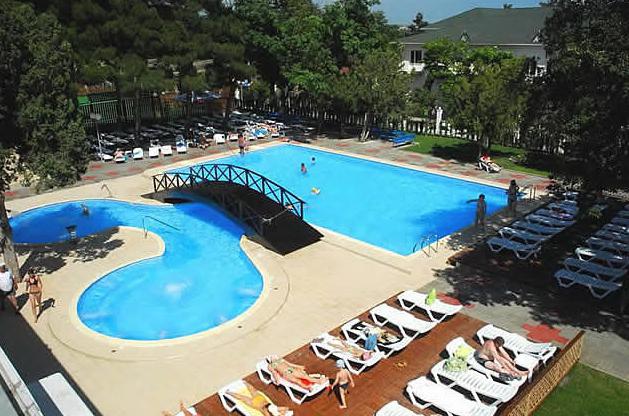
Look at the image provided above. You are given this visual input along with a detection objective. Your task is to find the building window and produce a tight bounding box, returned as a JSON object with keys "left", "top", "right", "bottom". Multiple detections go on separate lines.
{"left": 410, "top": 50, "right": 423, "bottom": 64}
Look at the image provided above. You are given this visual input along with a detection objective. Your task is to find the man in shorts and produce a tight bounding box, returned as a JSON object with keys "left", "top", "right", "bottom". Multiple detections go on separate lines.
{"left": 331, "top": 359, "right": 355, "bottom": 409}
{"left": 0, "top": 263, "right": 19, "bottom": 314}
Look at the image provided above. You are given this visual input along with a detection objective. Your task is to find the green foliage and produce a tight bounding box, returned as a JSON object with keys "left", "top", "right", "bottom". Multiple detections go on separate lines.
{"left": 522, "top": 0, "right": 629, "bottom": 191}
{"left": 0, "top": 1, "right": 88, "bottom": 192}
{"left": 424, "top": 39, "right": 528, "bottom": 155}
{"left": 406, "top": 88, "right": 436, "bottom": 118}
{"left": 409, "top": 12, "right": 427, "bottom": 34}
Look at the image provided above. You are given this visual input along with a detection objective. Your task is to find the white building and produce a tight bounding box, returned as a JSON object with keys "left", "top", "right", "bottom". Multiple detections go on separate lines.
{"left": 400, "top": 7, "right": 553, "bottom": 85}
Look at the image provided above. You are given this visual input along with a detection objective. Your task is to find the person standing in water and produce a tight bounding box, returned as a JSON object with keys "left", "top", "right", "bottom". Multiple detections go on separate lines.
{"left": 467, "top": 194, "right": 487, "bottom": 229}
{"left": 300, "top": 163, "right": 307, "bottom": 174}
{"left": 238, "top": 133, "right": 246, "bottom": 156}
{"left": 507, "top": 180, "right": 519, "bottom": 216}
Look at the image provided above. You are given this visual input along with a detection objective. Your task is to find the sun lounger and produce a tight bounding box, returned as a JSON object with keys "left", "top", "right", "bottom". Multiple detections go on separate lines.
{"left": 595, "top": 229, "right": 629, "bottom": 245}
{"left": 526, "top": 214, "right": 574, "bottom": 228}
{"left": 228, "top": 132, "right": 239, "bottom": 141}
{"left": 176, "top": 141, "right": 187, "bottom": 154}
{"left": 575, "top": 247, "right": 629, "bottom": 269}
{"left": 214, "top": 133, "right": 226, "bottom": 144}
{"left": 612, "top": 216, "right": 629, "bottom": 226}
{"left": 219, "top": 379, "right": 293, "bottom": 416}
{"left": 478, "top": 159, "right": 501, "bottom": 173}
{"left": 406, "top": 376, "right": 497, "bottom": 416}
{"left": 132, "top": 147, "right": 144, "bottom": 160}
{"left": 310, "top": 332, "right": 385, "bottom": 375}
{"left": 255, "top": 358, "right": 328, "bottom": 404}
{"left": 113, "top": 152, "right": 126, "bottom": 163}
{"left": 486, "top": 237, "right": 540, "bottom": 260}
{"left": 37, "top": 373, "right": 94, "bottom": 416}
{"left": 554, "top": 269, "right": 622, "bottom": 299}
{"left": 564, "top": 257, "right": 626, "bottom": 280}
{"left": 602, "top": 223, "right": 629, "bottom": 236}
{"left": 498, "top": 227, "right": 548, "bottom": 245}
{"left": 617, "top": 210, "right": 629, "bottom": 218}
{"left": 148, "top": 146, "right": 160, "bottom": 158}
{"left": 511, "top": 220, "right": 563, "bottom": 236}
{"left": 375, "top": 401, "right": 420, "bottom": 416}
{"left": 397, "top": 291, "right": 462, "bottom": 322}
{"left": 445, "top": 337, "right": 527, "bottom": 388}
{"left": 476, "top": 324, "right": 557, "bottom": 364}
{"left": 431, "top": 359, "right": 518, "bottom": 405}
{"left": 175, "top": 408, "right": 197, "bottom": 416}
{"left": 547, "top": 202, "right": 579, "bottom": 215}
{"left": 586, "top": 237, "right": 629, "bottom": 256}
{"left": 161, "top": 145, "right": 173, "bottom": 156}
{"left": 369, "top": 304, "right": 437, "bottom": 339}
{"left": 535, "top": 208, "right": 576, "bottom": 221}
{"left": 340, "top": 318, "right": 412, "bottom": 358}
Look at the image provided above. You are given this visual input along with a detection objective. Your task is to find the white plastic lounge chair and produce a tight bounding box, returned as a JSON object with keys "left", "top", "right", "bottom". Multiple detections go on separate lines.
{"left": 498, "top": 227, "right": 548, "bottom": 245}
{"left": 113, "top": 152, "right": 126, "bottom": 163}
{"left": 511, "top": 220, "right": 562, "bottom": 236}
{"left": 369, "top": 304, "right": 437, "bottom": 339}
{"left": 228, "top": 132, "right": 239, "bottom": 142}
{"left": 617, "top": 210, "right": 629, "bottom": 218}
{"left": 554, "top": 269, "right": 622, "bottom": 299}
{"left": 595, "top": 229, "right": 629, "bottom": 245}
{"left": 340, "top": 318, "right": 412, "bottom": 358}
{"left": 535, "top": 208, "right": 576, "bottom": 221}
{"left": 375, "top": 401, "right": 420, "bottom": 416}
{"left": 255, "top": 357, "right": 328, "bottom": 404}
{"left": 175, "top": 408, "right": 197, "bottom": 416}
{"left": 406, "top": 376, "right": 497, "bottom": 416}
{"left": 397, "top": 291, "right": 462, "bottom": 322}
{"left": 612, "top": 216, "right": 629, "bottom": 226}
{"left": 476, "top": 324, "right": 556, "bottom": 364}
{"left": 564, "top": 257, "right": 626, "bottom": 280}
{"left": 161, "top": 145, "right": 173, "bottom": 156}
{"left": 310, "top": 333, "right": 385, "bottom": 375}
{"left": 547, "top": 202, "right": 579, "bottom": 215}
{"left": 148, "top": 146, "right": 160, "bottom": 158}
{"left": 564, "top": 191, "right": 579, "bottom": 201}
{"left": 431, "top": 359, "right": 518, "bottom": 406}
{"left": 586, "top": 237, "right": 629, "bottom": 256}
{"left": 213, "top": 133, "right": 226, "bottom": 144}
{"left": 219, "top": 379, "right": 293, "bottom": 416}
{"left": 602, "top": 223, "right": 629, "bottom": 236}
{"left": 445, "top": 337, "right": 527, "bottom": 388}
{"left": 526, "top": 214, "right": 574, "bottom": 228}
{"left": 575, "top": 247, "right": 629, "bottom": 269}
{"left": 486, "top": 237, "right": 540, "bottom": 260}
{"left": 176, "top": 141, "right": 187, "bottom": 154}
{"left": 38, "top": 373, "right": 94, "bottom": 416}
{"left": 132, "top": 147, "right": 144, "bottom": 160}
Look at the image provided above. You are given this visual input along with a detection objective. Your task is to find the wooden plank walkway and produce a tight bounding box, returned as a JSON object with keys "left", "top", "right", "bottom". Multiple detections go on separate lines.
{"left": 193, "top": 298, "right": 489, "bottom": 416}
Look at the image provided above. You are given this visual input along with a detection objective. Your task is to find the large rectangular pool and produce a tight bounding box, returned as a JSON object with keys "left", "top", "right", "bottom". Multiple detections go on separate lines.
{"left": 183, "top": 144, "right": 507, "bottom": 255}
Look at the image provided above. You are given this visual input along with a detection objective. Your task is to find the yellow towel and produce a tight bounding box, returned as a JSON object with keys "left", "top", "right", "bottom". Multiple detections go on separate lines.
{"left": 230, "top": 386, "right": 272, "bottom": 416}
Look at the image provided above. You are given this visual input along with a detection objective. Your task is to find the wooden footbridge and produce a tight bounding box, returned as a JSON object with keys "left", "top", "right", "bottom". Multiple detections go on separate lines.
{"left": 152, "top": 164, "right": 323, "bottom": 255}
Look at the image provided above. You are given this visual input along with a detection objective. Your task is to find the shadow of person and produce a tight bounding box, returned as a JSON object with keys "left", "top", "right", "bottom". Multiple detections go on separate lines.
{"left": 16, "top": 292, "right": 29, "bottom": 309}
{"left": 39, "top": 298, "right": 56, "bottom": 315}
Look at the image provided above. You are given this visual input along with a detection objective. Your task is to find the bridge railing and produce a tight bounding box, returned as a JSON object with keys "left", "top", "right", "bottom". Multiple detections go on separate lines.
{"left": 189, "top": 164, "right": 305, "bottom": 218}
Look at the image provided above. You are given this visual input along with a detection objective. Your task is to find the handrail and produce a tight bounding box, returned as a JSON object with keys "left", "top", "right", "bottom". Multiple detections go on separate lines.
{"left": 142, "top": 215, "right": 180, "bottom": 238}
{"left": 412, "top": 233, "right": 439, "bottom": 255}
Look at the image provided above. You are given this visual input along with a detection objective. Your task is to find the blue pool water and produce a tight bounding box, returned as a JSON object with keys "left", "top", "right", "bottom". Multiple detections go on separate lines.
{"left": 10, "top": 200, "right": 263, "bottom": 340}
{"left": 179, "top": 144, "right": 507, "bottom": 255}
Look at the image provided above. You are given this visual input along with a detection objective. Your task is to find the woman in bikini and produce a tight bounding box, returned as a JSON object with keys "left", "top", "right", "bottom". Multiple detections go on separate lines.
{"left": 25, "top": 268, "right": 43, "bottom": 323}
{"left": 475, "top": 337, "right": 528, "bottom": 379}
{"left": 227, "top": 380, "right": 291, "bottom": 416}
{"left": 267, "top": 356, "right": 326, "bottom": 390}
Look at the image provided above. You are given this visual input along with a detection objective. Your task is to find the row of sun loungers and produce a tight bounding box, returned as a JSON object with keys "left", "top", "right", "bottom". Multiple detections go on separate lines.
{"left": 215, "top": 290, "right": 559, "bottom": 416}
{"left": 554, "top": 209, "right": 628, "bottom": 299}
{"left": 487, "top": 200, "right": 579, "bottom": 260}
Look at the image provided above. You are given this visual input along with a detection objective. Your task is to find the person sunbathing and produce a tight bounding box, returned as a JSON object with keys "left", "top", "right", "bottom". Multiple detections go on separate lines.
{"left": 227, "top": 381, "right": 291, "bottom": 416}
{"left": 327, "top": 338, "right": 373, "bottom": 360}
{"left": 267, "top": 356, "right": 327, "bottom": 390}
{"left": 475, "top": 337, "right": 528, "bottom": 379}
{"left": 479, "top": 153, "right": 501, "bottom": 172}
{"left": 161, "top": 400, "right": 195, "bottom": 416}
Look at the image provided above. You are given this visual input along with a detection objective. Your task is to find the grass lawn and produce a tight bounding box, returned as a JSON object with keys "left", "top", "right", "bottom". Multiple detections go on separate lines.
{"left": 403, "top": 134, "right": 552, "bottom": 177}
{"left": 536, "top": 364, "right": 629, "bottom": 416}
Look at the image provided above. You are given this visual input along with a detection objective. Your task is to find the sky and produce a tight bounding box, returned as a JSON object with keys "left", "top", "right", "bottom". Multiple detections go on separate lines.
{"left": 316, "top": 0, "right": 542, "bottom": 24}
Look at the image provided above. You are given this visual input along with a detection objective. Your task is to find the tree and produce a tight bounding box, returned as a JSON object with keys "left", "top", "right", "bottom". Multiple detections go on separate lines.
{"left": 410, "top": 12, "right": 428, "bottom": 33}
{"left": 424, "top": 39, "right": 528, "bottom": 156}
{"left": 522, "top": 0, "right": 629, "bottom": 191}
{"left": 0, "top": 1, "right": 88, "bottom": 278}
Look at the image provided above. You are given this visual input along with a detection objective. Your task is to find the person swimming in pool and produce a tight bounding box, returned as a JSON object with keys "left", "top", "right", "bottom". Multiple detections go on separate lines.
{"left": 300, "top": 163, "right": 307, "bottom": 174}
{"left": 226, "top": 380, "right": 291, "bottom": 416}
{"left": 311, "top": 156, "right": 316, "bottom": 164}
{"left": 311, "top": 187, "right": 320, "bottom": 195}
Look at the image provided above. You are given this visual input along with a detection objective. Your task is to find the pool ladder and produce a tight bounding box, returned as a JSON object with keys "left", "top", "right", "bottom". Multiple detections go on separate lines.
{"left": 142, "top": 215, "right": 180, "bottom": 237}
{"left": 413, "top": 233, "right": 439, "bottom": 255}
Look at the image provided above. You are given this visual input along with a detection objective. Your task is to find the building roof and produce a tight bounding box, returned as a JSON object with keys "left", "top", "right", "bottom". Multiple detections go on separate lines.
{"left": 401, "top": 7, "right": 552, "bottom": 46}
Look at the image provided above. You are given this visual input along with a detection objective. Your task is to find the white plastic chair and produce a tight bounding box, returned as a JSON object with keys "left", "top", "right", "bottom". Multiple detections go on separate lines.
{"left": 340, "top": 318, "right": 412, "bottom": 358}
{"left": 406, "top": 376, "right": 497, "bottom": 416}
{"left": 396, "top": 291, "right": 462, "bottom": 322}
{"left": 375, "top": 401, "right": 420, "bottom": 416}
{"left": 476, "top": 324, "right": 557, "bottom": 364}
{"left": 369, "top": 304, "right": 437, "bottom": 339}
{"left": 555, "top": 269, "right": 622, "bottom": 299}
{"left": 310, "top": 333, "right": 385, "bottom": 375}
{"left": 486, "top": 237, "right": 540, "bottom": 260}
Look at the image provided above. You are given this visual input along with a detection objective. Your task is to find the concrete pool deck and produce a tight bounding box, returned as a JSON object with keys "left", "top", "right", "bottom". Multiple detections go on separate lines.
{"left": 2, "top": 142, "right": 572, "bottom": 415}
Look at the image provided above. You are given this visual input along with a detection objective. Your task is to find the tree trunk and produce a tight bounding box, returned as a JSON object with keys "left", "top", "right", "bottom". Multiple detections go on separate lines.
{"left": 360, "top": 112, "right": 371, "bottom": 142}
{"left": 185, "top": 91, "right": 193, "bottom": 142}
{"left": 0, "top": 193, "right": 21, "bottom": 281}
{"left": 134, "top": 88, "right": 141, "bottom": 145}
{"left": 223, "top": 84, "right": 233, "bottom": 130}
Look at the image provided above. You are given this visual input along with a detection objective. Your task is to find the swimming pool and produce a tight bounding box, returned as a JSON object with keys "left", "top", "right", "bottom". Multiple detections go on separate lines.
{"left": 10, "top": 200, "right": 263, "bottom": 340}
{"left": 180, "top": 144, "right": 507, "bottom": 255}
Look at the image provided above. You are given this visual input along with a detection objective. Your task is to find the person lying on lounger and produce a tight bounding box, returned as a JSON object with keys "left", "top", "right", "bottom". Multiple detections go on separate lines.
{"left": 267, "top": 356, "right": 327, "bottom": 390}
{"left": 161, "top": 400, "right": 195, "bottom": 416}
{"left": 479, "top": 153, "right": 502, "bottom": 173}
{"left": 227, "top": 380, "right": 291, "bottom": 416}
{"left": 475, "top": 336, "right": 528, "bottom": 380}
{"left": 327, "top": 338, "right": 373, "bottom": 360}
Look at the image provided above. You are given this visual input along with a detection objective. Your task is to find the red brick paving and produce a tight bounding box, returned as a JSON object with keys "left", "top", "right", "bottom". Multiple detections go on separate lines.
{"left": 104, "top": 171, "right": 120, "bottom": 177}
{"left": 425, "top": 163, "right": 443, "bottom": 169}
{"left": 81, "top": 176, "right": 98, "bottom": 181}
{"left": 522, "top": 323, "right": 569, "bottom": 345}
